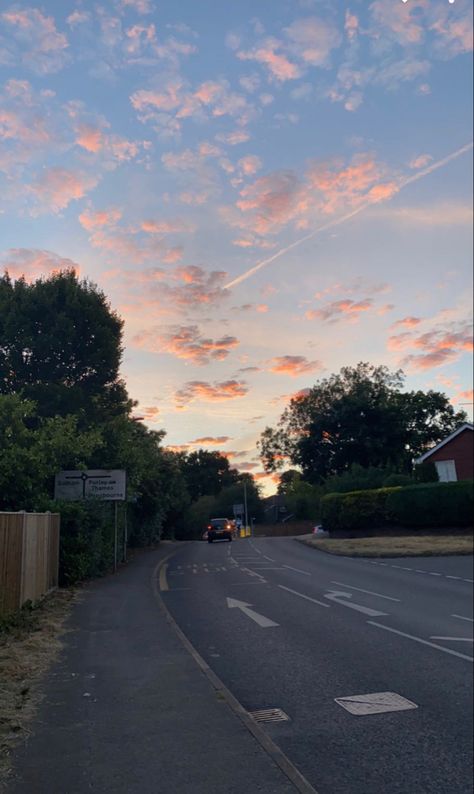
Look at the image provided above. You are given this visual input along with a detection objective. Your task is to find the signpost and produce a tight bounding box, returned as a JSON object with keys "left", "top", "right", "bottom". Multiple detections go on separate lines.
{"left": 54, "top": 470, "right": 126, "bottom": 572}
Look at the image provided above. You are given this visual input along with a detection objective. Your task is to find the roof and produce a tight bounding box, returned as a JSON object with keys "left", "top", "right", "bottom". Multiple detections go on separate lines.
{"left": 415, "top": 423, "right": 474, "bottom": 464}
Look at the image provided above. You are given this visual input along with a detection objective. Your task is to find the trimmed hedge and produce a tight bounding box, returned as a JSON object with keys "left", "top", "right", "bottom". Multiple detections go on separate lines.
{"left": 321, "top": 481, "right": 473, "bottom": 534}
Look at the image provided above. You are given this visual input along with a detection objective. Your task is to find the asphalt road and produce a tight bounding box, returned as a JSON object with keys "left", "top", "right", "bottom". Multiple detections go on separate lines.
{"left": 161, "top": 537, "right": 473, "bottom": 794}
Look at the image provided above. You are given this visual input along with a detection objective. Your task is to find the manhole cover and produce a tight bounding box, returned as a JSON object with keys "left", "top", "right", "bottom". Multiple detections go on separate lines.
{"left": 249, "top": 708, "right": 290, "bottom": 723}
{"left": 335, "top": 691, "right": 418, "bottom": 716}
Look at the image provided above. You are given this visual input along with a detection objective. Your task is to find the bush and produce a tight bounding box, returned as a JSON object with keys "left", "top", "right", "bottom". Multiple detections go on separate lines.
{"left": 321, "top": 481, "right": 473, "bottom": 534}
{"left": 383, "top": 473, "right": 413, "bottom": 487}
{"left": 57, "top": 501, "right": 116, "bottom": 585}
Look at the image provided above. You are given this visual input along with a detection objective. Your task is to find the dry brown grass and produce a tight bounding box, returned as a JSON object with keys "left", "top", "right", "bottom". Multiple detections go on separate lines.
{"left": 297, "top": 534, "right": 474, "bottom": 557}
{"left": 0, "top": 589, "right": 77, "bottom": 788}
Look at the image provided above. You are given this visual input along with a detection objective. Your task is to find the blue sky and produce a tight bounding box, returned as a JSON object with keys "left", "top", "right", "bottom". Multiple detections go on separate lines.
{"left": 0, "top": 0, "right": 472, "bottom": 490}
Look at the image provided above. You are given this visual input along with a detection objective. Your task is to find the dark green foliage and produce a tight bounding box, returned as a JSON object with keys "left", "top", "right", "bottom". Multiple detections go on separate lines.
{"left": 57, "top": 502, "right": 116, "bottom": 585}
{"left": 180, "top": 449, "right": 238, "bottom": 501}
{"left": 324, "top": 464, "right": 397, "bottom": 494}
{"left": 0, "top": 271, "right": 129, "bottom": 423}
{"left": 382, "top": 473, "right": 414, "bottom": 487}
{"left": 260, "top": 362, "right": 467, "bottom": 484}
{"left": 321, "top": 482, "right": 473, "bottom": 533}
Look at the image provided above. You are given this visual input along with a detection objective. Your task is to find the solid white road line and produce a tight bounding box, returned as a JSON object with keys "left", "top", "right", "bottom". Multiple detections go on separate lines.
{"left": 263, "top": 555, "right": 276, "bottom": 562}
{"left": 324, "top": 590, "right": 387, "bottom": 617}
{"left": 159, "top": 563, "right": 169, "bottom": 592}
{"left": 452, "top": 614, "right": 474, "bottom": 622}
{"left": 278, "top": 584, "right": 330, "bottom": 608}
{"left": 283, "top": 564, "right": 311, "bottom": 576}
{"left": 430, "top": 636, "right": 473, "bottom": 642}
{"left": 227, "top": 597, "right": 279, "bottom": 628}
{"left": 368, "top": 621, "right": 474, "bottom": 662}
{"left": 331, "top": 581, "right": 400, "bottom": 602}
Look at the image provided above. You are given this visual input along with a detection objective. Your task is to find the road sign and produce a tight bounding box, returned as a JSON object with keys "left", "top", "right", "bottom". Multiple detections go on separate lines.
{"left": 54, "top": 470, "right": 126, "bottom": 501}
{"left": 233, "top": 503, "right": 244, "bottom": 517}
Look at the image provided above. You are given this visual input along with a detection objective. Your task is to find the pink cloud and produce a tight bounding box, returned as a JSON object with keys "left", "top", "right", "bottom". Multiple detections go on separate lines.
{"left": 1, "top": 7, "right": 69, "bottom": 74}
{"left": 284, "top": 17, "right": 341, "bottom": 66}
{"left": 133, "top": 324, "right": 239, "bottom": 365}
{"left": 238, "top": 154, "right": 262, "bottom": 175}
{"left": 409, "top": 154, "right": 433, "bottom": 170}
{"left": 75, "top": 124, "right": 104, "bottom": 153}
{"left": 345, "top": 10, "right": 359, "bottom": 40}
{"left": 388, "top": 320, "right": 473, "bottom": 370}
{"left": 216, "top": 130, "right": 251, "bottom": 146}
{"left": 268, "top": 355, "right": 323, "bottom": 377}
{"left": 30, "top": 167, "right": 98, "bottom": 213}
{"left": 370, "top": 0, "right": 426, "bottom": 47}
{"left": 391, "top": 316, "right": 422, "bottom": 329}
{"left": 0, "top": 248, "right": 80, "bottom": 282}
{"left": 175, "top": 379, "right": 248, "bottom": 406}
{"left": 120, "top": 0, "right": 154, "bottom": 15}
{"left": 141, "top": 218, "right": 195, "bottom": 234}
{"left": 306, "top": 298, "right": 373, "bottom": 323}
{"left": 78, "top": 207, "right": 122, "bottom": 231}
{"left": 188, "top": 436, "right": 232, "bottom": 445}
{"left": 238, "top": 39, "right": 301, "bottom": 81}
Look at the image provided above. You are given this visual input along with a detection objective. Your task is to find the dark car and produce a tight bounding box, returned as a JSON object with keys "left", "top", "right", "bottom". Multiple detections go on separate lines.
{"left": 207, "top": 518, "right": 233, "bottom": 543}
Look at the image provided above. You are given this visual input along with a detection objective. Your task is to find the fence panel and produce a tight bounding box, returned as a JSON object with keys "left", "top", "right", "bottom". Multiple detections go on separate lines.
{"left": 0, "top": 512, "right": 60, "bottom": 617}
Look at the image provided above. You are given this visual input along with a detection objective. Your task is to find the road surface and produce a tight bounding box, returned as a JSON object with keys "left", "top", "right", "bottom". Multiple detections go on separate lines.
{"left": 161, "top": 537, "right": 473, "bottom": 794}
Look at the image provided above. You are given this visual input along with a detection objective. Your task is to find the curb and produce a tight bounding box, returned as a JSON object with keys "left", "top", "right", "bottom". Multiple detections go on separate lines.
{"left": 152, "top": 554, "right": 319, "bottom": 794}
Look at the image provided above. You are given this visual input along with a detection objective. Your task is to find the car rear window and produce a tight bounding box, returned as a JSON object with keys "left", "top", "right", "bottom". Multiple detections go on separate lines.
{"left": 210, "top": 519, "right": 228, "bottom": 528}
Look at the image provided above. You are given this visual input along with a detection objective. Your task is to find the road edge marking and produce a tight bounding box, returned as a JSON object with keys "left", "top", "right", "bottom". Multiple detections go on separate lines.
{"left": 152, "top": 558, "right": 319, "bottom": 794}
{"left": 159, "top": 562, "right": 169, "bottom": 591}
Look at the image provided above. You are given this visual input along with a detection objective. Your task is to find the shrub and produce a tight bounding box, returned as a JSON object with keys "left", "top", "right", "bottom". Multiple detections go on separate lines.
{"left": 321, "top": 481, "right": 473, "bottom": 534}
{"left": 383, "top": 473, "right": 413, "bottom": 487}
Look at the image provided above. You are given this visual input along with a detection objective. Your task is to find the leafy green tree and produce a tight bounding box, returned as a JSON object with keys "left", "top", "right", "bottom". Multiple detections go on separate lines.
{"left": 277, "top": 469, "right": 302, "bottom": 495}
{"left": 0, "top": 270, "right": 129, "bottom": 422}
{"left": 0, "top": 394, "right": 102, "bottom": 511}
{"left": 181, "top": 449, "right": 238, "bottom": 501}
{"left": 259, "top": 363, "right": 467, "bottom": 484}
{"left": 213, "top": 474, "right": 263, "bottom": 523}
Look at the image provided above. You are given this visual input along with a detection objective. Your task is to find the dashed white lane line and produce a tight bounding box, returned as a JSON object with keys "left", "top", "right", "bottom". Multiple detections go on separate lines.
{"left": 446, "top": 575, "right": 461, "bottom": 580}
{"left": 263, "top": 555, "right": 276, "bottom": 562}
{"left": 452, "top": 614, "right": 474, "bottom": 623}
{"left": 368, "top": 621, "right": 474, "bottom": 662}
{"left": 429, "top": 572, "right": 442, "bottom": 576}
{"left": 278, "top": 585, "right": 330, "bottom": 608}
{"left": 331, "top": 581, "right": 400, "bottom": 602}
{"left": 430, "top": 636, "right": 473, "bottom": 643}
{"left": 367, "top": 560, "right": 473, "bottom": 583}
{"left": 283, "top": 564, "right": 311, "bottom": 576}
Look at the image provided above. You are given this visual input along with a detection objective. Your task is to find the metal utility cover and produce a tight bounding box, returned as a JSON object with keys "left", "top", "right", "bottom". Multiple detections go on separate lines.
{"left": 249, "top": 708, "right": 290, "bottom": 723}
{"left": 334, "top": 692, "right": 418, "bottom": 716}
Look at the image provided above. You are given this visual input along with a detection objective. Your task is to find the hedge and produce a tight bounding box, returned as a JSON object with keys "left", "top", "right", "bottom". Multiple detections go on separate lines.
{"left": 321, "top": 481, "right": 473, "bottom": 534}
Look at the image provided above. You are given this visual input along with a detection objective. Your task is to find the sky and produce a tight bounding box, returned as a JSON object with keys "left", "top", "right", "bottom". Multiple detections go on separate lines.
{"left": 0, "top": 0, "right": 472, "bottom": 493}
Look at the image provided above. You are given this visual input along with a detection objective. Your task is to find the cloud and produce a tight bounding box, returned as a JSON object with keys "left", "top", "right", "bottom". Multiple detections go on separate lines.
{"left": 375, "top": 203, "right": 474, "bottom": 227}
{"left": 268, "top": 355, "right": 323, "bottom": 376}
{"left": 306, "top": 298, "right": 373, "bottom": 323}
{"left": 391, "top": 316, "right": 422, "bottom": 330}
{"left": 66, "top": 10, "right": 91, "bottom": 28}
{"left": 175, "top": 379, "right": 248, "bottom": 406}
{"left": 188, "top": 436, "right": 232, "bottom": 445}
{"left": 215, "top": 130, "right": 251, "bottom": 146}
{"left": 345, "top": 10, "right": 359, "bottom": 41}
{"left": 235, "top": 462, "right": 259, "bottom": 471}
{"left": 284, "top": 16, "right": 342, "bottom": 66}
{"left": 0, "top": 248, "right": 80, "bottom": 281}
{"left": 238, "top": 39, "right": 302, "bottom": 81}
{"left": 133, "top": 324, "right": 239, "bottom": 364}
{"left": 410, "top": 154, "right": 433, "bottom": 170}
{"left": 388, "top": 320, "right": 473, "bottom": 370}
{"left": 1, "top": 7, "right": 69, "bottom": 74}
{"left": 140, "top": 405, "right": 160, "bottom": 421}
{"left": 29, "top": 167, "right": 98, "bottom": 213}
{"left": 119, "top": 0, "right": 154, "bottom": 14}
{"left": 78, "top": 207, "right": 122, "bottom": 231}
{"left": 238, "top": 155, "right": 262, "bottom": 176}
{"left": 140, "top": 217, "right": 195, "bottom": 234}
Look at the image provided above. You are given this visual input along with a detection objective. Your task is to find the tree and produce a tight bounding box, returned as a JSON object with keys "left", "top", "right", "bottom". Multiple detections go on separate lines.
{"left": 0, "top": 270, "right": 129, "bottom": 422}
{"left": 181, "top": 449, "right": 238, "bottom": 502}
{"left": 259, "top": 363, "right": 467, "bottom": 484}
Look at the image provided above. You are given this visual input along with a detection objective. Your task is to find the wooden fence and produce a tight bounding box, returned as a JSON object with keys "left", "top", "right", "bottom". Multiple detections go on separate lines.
{"left": 0, "top": 512, "right": 60, "bottom": 617}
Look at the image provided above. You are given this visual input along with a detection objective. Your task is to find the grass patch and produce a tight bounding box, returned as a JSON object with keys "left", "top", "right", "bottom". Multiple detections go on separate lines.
{"left": 0, "top": 590, "right": 77, "bottom": 788}
{"left": 296, "top": 533, "right": 474, "bottom": 557}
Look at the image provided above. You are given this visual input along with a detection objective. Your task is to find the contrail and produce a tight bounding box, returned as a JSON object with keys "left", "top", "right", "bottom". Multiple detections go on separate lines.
{"left": 223, "top": 141, "right": 473, "bottom": 290}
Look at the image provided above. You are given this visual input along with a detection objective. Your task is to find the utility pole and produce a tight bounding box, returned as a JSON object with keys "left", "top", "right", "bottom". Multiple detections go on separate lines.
{"left": 243, "top": 479, "right": 249, "bottom": 533}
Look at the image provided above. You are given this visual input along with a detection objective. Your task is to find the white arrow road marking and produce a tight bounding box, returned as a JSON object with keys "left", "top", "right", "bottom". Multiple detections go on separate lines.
{"left": 226, "top": 598, "right": 279, "bottom": 628}
{"left": 430, "top": 636, "right": 473, "bottom": 642}
{"left": 331, "top": 581, "right": 400, "bottom": 602}
{"left": 324, "top": 590, "right": 387, "bottom": 617}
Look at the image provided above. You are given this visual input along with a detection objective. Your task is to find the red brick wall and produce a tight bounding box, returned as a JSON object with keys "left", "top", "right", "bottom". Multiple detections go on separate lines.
{"left": 428, "top": 429, "right": 473, "bottom": 480}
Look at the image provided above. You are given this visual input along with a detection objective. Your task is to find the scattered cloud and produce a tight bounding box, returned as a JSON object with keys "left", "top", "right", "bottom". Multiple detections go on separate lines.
{"left": 175, "top": 379, "right": 248, "bottom": 406}
{"left": 188, "top": 436, "right": 232, "bottom": 445}
{"left": 306, "top": 298, "right": 373, "bottom": 323}
{"left": 29, "top": 167, "right": 99, "bottom": 213}
{"left": 0, "top": 248, "right": 80, "bottom": 281}
{"left": 132, "top": 324, "right": 239, "bottom": 364}
{"left": 268, "top": 355, "right": 322, "bottom": 376}
{"left": 1, "top": 7, "right": 69, "bottom": 75}
{"left": 388, "top": 319, "right": 473, "bottom": 370}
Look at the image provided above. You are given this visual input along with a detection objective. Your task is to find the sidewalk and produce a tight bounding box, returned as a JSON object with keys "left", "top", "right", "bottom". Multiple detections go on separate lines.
{"left": 7, "top": 545, "right": 296, "bottom": 794}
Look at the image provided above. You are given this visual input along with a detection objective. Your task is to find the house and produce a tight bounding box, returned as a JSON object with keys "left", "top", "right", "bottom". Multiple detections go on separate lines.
{"left": 415, "top": 423, "right": 473, "bottom": 482}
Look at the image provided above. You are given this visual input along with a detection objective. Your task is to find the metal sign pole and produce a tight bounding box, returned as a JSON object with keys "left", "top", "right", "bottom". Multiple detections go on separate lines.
{"left": 123, "top": 501, "right": 127, "bottom": 563}
{"left": 244, "top": 480, "right": 249, "bottom": 534}
{"left": 114, "top": 501, "right": 118, "bottom": 573}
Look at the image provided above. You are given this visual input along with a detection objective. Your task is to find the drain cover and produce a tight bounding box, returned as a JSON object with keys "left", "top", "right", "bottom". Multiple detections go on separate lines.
{"left": 249, "top": 708, "right": 289, "bottom": 723}
{"left": 335, "top": 691, "right": 418, "bottom": 716}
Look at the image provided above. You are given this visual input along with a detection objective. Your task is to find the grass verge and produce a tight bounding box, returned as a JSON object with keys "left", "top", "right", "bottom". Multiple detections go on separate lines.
{"left": 296, "top": 533, "right": 474, "bottom": 557}
{"left": 0, "top": 590, "right": 77, "bottom": 788}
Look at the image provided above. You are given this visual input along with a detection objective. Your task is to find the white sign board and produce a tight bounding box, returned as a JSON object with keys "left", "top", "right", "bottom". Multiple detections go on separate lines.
{"left": 233, "top": 503, "right": 244, "bottom": 517}
{"left": 55, "top": 470, "right": 126, "bottom": 501}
